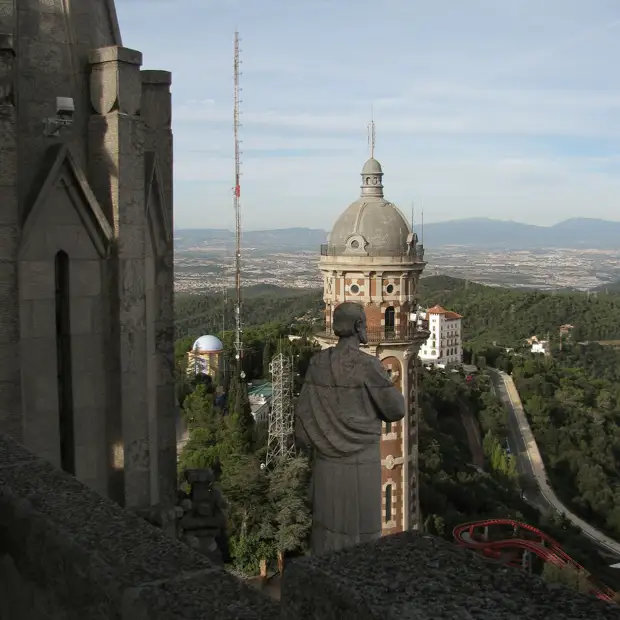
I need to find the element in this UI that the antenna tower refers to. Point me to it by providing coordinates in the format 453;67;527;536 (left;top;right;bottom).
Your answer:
367;107;376;158
265;353;295;468
233;31;244;378
421;205;424;246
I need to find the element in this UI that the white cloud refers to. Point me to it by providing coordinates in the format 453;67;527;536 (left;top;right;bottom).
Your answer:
116;0;620;228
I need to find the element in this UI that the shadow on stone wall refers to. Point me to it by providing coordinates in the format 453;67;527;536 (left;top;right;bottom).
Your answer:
0;433;618;620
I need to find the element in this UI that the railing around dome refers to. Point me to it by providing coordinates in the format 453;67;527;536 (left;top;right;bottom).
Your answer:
320;243;423;259
318;322;430;344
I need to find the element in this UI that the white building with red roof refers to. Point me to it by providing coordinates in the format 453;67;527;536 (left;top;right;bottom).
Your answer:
418;305;463;367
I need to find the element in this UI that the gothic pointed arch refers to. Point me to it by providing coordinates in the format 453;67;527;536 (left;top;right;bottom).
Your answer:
19;144;113;259
144;151;172;257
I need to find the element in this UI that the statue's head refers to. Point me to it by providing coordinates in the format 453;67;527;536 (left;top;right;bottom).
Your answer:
332;302;368;345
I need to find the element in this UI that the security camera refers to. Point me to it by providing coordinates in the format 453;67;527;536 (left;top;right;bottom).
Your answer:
44;97;75;137
56;97;75;120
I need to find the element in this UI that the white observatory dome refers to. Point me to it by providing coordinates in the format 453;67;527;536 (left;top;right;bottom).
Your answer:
192;335;224;353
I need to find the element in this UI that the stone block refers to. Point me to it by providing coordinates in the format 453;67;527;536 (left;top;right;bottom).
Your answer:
118;223;146;258
19;297;55;339
281;531;619;620
69;259;103;297
140;70;172;132
179;514;220;531
0;434;36;468
196;502;214;517
0;436;279;618
19;260;54;300
121;566;279;620
89;46;142;116
0;384;22;440
185;469;214;484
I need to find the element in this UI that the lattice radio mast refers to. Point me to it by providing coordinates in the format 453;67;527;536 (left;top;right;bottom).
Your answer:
233;31;244;379
265;353;295;468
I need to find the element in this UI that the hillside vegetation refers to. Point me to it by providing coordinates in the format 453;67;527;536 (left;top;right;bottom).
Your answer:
175;276;620;346
175;285;323;340
416;276;620;346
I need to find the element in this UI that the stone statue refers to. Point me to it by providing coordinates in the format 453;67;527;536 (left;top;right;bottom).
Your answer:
295;302;405;555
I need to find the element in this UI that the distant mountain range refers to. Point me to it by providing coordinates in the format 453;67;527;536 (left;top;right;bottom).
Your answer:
174;218;620;251
421;217;620;249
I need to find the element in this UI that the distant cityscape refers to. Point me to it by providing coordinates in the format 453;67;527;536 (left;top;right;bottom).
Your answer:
174;241;620;294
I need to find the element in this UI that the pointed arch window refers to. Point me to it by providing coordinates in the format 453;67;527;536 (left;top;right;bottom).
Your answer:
385;484;393;523
55;251;75;475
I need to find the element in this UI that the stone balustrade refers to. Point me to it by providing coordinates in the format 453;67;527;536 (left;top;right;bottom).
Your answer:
1;433;618;620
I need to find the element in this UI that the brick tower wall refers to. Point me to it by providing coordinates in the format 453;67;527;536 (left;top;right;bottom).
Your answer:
380;356;404;533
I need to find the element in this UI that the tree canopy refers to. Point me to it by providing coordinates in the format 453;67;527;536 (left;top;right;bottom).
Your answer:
510;344;620;540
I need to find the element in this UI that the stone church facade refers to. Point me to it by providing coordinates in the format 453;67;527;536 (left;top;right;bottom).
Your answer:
0;1;176;511
316;156;429;534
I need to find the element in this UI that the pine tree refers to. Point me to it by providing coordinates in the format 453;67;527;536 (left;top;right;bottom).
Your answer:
259;455;312;572
262;341;272;379
179;385;223;472
223;377;254;456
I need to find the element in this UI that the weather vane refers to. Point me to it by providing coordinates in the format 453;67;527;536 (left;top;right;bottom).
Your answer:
367;106;376;159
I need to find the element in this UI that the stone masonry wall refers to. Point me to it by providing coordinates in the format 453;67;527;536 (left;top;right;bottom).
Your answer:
0;434;277;620
1;433;618;619
282;531;620;620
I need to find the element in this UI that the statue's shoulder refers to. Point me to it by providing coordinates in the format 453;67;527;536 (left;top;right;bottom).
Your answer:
309;349;330;365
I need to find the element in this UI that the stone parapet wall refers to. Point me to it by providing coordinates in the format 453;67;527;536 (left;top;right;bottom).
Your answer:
1;433;618;619
0;434;277;620
281;531;620;620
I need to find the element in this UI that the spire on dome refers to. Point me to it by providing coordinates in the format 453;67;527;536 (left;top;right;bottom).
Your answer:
367;106;376;159
361;110;384;197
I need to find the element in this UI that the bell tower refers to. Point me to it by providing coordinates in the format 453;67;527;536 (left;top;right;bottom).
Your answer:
316;139;429;533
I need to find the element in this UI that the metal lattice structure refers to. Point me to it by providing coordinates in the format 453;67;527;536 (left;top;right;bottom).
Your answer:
232;31;244;379
265;353;295;468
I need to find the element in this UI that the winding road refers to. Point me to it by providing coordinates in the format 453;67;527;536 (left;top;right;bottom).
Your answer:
488;368;620;559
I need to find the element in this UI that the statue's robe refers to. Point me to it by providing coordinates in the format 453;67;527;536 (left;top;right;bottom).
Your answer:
295;340;405;555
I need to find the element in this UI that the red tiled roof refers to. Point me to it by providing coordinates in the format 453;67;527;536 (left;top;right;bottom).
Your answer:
427;304;463;320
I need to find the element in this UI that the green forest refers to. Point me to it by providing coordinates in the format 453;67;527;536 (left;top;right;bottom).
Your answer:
511;346;620;540
174;275;620;597
415;276;620;347
174;275;620;347
419;367;616;595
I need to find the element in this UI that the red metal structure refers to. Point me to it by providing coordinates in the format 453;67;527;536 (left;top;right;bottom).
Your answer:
453;518;616;603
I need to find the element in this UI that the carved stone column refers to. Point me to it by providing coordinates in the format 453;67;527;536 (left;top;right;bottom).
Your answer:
141;69;176;508
88;46;150;509
0;34;22;441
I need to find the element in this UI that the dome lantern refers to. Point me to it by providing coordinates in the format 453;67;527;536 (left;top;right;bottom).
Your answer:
360;158;384;198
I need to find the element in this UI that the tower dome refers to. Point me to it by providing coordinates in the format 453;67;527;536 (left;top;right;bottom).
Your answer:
327;157;412;256
192;335;224;353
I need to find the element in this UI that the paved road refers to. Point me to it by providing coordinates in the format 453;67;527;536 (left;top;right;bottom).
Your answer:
489;368;620;559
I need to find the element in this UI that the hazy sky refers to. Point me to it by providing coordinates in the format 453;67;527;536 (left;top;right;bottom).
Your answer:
117;0;620;230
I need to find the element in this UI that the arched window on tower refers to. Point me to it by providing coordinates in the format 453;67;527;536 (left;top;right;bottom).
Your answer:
385;484;392;523
384;306;395;338
55;250;75;475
